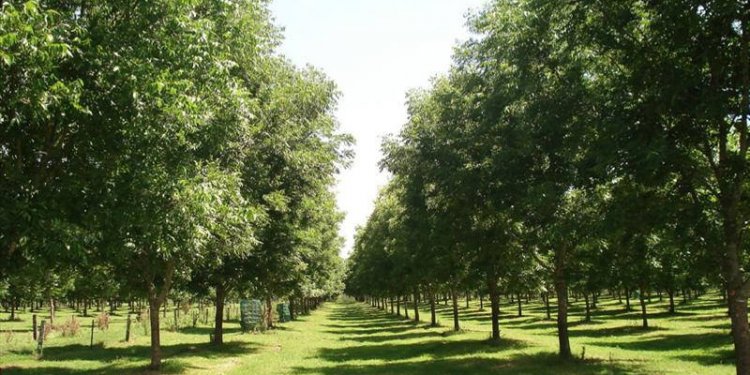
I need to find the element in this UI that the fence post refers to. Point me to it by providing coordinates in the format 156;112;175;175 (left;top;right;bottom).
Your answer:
32;314;37;341
36;320;45;356
89;319;95;347
125;314;131;342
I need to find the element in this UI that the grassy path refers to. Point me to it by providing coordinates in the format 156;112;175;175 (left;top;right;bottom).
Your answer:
0;296;738;374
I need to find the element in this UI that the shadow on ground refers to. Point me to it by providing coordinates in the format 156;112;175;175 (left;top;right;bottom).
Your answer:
4;341;259;375
292;352;641;375
298;302;644;375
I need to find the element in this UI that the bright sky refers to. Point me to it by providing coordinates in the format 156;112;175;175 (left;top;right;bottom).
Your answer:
270;0;487;257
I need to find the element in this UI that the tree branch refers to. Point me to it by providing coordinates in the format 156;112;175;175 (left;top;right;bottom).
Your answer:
530;248;553;272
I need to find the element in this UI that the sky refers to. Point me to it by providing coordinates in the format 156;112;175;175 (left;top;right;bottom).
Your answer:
269;0;487;257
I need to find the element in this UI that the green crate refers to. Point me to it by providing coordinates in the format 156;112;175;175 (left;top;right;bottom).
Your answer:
276;303;291;322
240;299;263;331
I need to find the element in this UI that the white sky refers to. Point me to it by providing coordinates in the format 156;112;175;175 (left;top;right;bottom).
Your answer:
270;0;487;257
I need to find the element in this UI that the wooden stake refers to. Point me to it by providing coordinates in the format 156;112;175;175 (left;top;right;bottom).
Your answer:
125;314;131;342
90;319;95;348
36;320;45;356
32;314;37;340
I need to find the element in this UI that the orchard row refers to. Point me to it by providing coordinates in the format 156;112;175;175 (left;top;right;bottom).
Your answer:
346;1;750;374
1;1;349;370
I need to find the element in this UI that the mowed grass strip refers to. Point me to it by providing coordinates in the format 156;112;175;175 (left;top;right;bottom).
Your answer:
0;293;737;374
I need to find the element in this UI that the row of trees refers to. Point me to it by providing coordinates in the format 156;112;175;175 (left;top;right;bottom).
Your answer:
346;0;750;373
1;0;349;369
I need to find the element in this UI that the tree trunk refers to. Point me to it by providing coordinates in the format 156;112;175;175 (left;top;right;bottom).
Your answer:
584;293;591;322
554;251;572;359
266;296;273;329
479;294;484;310
451;288;460;331
289;298;296;320
404;296;409;319
668;289;675;314
49;298;55;324
145;260;175;371
516;293;522;317
729;284;750;375
148;298;163;370
625;287;631;311
639;285;648;328
488;278;500;342
396;297;401;316
465;291;470;309
429;291;436;326
412;291;420;322
721;186;750;375
213;284;225;345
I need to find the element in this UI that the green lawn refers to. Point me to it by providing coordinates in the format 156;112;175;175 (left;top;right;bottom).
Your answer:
0;294;737;374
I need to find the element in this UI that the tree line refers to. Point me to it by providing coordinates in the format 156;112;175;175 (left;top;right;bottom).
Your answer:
345;1;750;374
0;0;349;370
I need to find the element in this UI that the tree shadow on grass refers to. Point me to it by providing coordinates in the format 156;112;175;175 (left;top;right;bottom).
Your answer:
179;326;242;336
324;319;411;329
292;352;643;375
568;319;608;327
677;302;727;312
455;310;489;319
1;317;25;322
327;316;400;325
503;320;555;330
315;337;528;363
676;314;728;322
582;308;633;318
327;312;398;322
596;332;730;352
596;331;735;367
9;341;258;364
3;358;196;375
569;325;666;338
679;348;735;366
325;307;416;329
272;325;298;332
340;330;442;343
445;311;525;323
642;311;697;319
4;328;34;333
702;321;731;330
323;325;418;336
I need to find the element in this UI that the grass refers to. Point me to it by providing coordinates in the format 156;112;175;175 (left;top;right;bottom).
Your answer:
0;293;738;374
